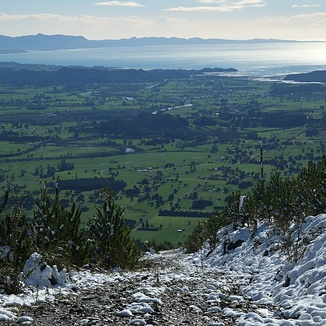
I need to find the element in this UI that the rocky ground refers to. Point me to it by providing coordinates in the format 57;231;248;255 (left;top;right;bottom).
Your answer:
3;250;282;326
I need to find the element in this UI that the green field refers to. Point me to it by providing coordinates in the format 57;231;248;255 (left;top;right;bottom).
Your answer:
0;68;325;246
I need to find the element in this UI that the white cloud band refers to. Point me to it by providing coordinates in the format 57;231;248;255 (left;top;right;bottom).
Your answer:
95;1;144;7
166;0;266;12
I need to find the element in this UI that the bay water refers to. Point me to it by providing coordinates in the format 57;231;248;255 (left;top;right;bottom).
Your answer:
1;42;326;76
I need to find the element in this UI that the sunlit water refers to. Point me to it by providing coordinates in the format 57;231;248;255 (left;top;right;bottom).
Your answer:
1;42;326;76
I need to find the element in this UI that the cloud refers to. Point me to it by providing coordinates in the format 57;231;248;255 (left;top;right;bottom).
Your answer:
95;1;145;7
266;11;326;24
0;12;150;39
166;0;266;12
245;11;326;40
198;0;224;3
1;9;326;41
292;4;321;8
166;6;229;12
291;12;326;25
155;15;187;25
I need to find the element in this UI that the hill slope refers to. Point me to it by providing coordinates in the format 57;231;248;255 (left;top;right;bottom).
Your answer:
1;213;326;325
284;70;326;82
200;213;326;324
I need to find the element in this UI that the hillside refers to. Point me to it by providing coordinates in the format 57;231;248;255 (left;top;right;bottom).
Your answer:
284;70;326;82
1;213;326;325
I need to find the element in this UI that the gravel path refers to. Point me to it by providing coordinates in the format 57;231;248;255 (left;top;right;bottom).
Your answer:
3;250;281;325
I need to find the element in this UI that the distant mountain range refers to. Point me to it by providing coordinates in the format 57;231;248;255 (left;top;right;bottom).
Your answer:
0;33;303;53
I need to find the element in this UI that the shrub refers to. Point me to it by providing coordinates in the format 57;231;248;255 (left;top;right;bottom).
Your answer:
87;189;139;269
0;193;27;294
30;182;89;268
184;155;326;262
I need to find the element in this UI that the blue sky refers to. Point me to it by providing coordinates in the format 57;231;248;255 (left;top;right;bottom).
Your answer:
0;0;325;40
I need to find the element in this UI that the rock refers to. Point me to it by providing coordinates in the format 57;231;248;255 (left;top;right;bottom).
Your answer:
7;250;281;326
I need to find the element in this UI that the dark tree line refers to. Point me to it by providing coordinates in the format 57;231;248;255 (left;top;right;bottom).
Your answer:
0;66;235;87
58;177;127;192
94;112;189;138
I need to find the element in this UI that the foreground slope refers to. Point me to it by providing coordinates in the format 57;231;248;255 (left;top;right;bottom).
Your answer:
1;214;326;325
199;213;326;325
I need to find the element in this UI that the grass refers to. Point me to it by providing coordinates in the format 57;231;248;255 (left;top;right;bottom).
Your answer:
1;75;325;246
133;216;206;246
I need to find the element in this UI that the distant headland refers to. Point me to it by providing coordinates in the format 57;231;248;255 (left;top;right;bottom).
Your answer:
0;34;306;53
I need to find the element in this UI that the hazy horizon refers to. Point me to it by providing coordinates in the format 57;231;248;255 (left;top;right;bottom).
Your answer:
2;33;319;42
1;1;326;41
2;42;326;76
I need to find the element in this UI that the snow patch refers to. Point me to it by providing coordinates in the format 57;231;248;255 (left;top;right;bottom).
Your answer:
21;253;68;288
1;214;326;325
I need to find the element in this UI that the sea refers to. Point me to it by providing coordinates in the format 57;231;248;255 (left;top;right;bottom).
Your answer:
1;42;326;77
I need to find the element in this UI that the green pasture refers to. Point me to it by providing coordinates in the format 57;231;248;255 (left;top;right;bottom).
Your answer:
132;216;207;246
0;142;32;155
0;74;325;246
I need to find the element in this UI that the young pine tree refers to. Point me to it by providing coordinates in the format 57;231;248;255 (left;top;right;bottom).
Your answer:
0;194;30;294
31;182;88;267
87;189;139;269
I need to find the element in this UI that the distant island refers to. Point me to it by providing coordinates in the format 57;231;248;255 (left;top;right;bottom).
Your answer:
0;33;305;53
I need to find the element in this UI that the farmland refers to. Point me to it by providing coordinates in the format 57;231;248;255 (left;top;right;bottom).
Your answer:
0;64;325;246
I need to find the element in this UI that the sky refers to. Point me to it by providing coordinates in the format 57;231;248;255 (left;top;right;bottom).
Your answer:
0;0;326;41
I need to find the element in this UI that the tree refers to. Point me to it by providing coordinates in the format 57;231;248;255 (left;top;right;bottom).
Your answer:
0;190;8;215
57;159;74;172
184;155;326;263
210;144;218;153
0;192;30;294
0;203;30;270
87;189;139;269
295;156;326;216
31;182;88;266
184;221;206;253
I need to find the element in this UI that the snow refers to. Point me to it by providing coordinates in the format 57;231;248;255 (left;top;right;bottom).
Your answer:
22;253;68;288
1;213;326;325
199;213;326;325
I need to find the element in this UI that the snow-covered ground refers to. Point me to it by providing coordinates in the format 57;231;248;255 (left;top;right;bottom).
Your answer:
1;214;326;325
199;213;326;325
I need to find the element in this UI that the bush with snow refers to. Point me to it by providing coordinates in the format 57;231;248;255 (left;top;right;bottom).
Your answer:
0;186;139;295
186;155;326;261
21;252;68;288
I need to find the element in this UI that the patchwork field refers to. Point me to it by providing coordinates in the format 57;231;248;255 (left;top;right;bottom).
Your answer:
0;67;325;245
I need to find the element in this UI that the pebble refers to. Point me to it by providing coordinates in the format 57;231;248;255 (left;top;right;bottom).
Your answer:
5;250;279;326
